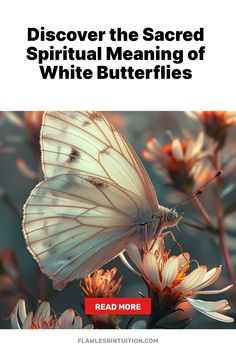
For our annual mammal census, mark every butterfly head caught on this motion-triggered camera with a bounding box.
[159,206,183,229]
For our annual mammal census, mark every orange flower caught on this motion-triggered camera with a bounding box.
[11,299,93,329]
[142,132,213,193]
[80,267,122,298]
[186,111,236,148]
[126,237,234,323]
[80,268,122,329]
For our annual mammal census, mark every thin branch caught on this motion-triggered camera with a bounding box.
[214,151,236,302]
[191,197,215,229]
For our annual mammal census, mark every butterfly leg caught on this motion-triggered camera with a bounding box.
[144,224,149,251]
[148,222,163,251]
[160,231,189,263]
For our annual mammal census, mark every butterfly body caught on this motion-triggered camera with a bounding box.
[23,111,182,290]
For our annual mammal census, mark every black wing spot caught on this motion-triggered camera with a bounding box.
[67,148,80,163]
[82,120,90,127]
[89,177,108,190]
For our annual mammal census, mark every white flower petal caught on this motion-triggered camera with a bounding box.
[194,266,222,291]
[184,140,195,160]
[186,298,230,312]
[190,307,234,323]
[23,312,33,329]
[175,266,207,293]
[177,253,190,270]
[143,252,161,288]
[10,313,20,329]
[162,257,179,288]
[84,324,94,329]
[171,138,184,160]
[119,252,141,276]
[194,285,233,295]
[126,243,142,269]
[142,150,156,162]
[72,316,83,329]
[151,237,165,254]
[192,132,204,156]
[146,138,162,154]
[10,299,27,329]
[185,132,204,160]
[34,302,51,323]
[55,309,75,329]
[18,299,27,324]
[185,111,199,120]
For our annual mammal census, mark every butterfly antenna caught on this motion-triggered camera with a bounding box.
[172,170,223,210]
[166,232,190,265]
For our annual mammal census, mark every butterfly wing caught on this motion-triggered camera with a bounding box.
[23,174,153,290]
[41,111,158,209]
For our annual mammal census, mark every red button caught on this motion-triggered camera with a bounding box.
[85,297,151,315]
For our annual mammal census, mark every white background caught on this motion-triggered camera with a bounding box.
[0,0,235,351]
[0,0,236,110]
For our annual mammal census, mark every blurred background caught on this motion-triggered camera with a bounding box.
[0,111,236,329]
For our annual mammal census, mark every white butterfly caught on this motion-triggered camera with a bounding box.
[23,112,182,290]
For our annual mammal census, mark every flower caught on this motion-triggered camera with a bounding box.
[186,111,236,148]
[80,268,122,329]
[142,132,213,193]
[11,299,92,329]
[80,267,122,298]
[126,237,234,323]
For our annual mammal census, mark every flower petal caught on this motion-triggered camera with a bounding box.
[194,284,233,295]
[23,312,33,329]
[177,253,190,270]
[143,252,161,289]
[184,140,195,160]
[194,266,222,290]
[10,299,27,329]
[186,298,230,312]
[171,138,184,160]
[55,309,75,329]
[34,302,51,323]
[196,311,234,323]
[126,243,142,269]
[10,313,20,329]
[185,132,204,160]
[84,324,94,329]
[185,111,199,120]
[174,266,207,293]
[188,304,234,323]
[147,138,162,154]
[162,257,179,288]
[72,316,83,329]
